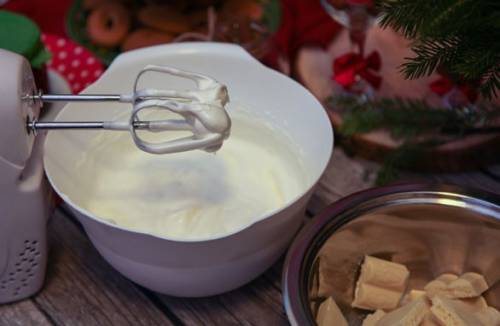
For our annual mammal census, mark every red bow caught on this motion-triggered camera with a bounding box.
[332,51,382,90]
[430,75,478,103]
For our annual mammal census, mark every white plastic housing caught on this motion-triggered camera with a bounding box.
[0,50,49,304]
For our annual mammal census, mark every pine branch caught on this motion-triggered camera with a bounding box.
[479,68,500,99]
[402,38,459,79]
[330,93,500,184]
[421,0,478,38]
[330,95,500,139]
[377,0,500,100]
[378,1,432,39]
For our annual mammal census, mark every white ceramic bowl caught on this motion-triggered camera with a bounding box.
[44,43,333,297]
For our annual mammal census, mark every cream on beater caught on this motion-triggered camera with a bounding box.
[124,65,232,154]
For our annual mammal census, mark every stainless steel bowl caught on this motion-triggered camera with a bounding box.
[283,184,500,325]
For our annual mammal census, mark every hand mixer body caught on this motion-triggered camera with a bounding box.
[0,48,232,303]
[0,50,49,303]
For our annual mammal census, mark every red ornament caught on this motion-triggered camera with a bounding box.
[430,74,478,103]
[2,0,72,37]
[332,51,382,90]
[263,0,341,72]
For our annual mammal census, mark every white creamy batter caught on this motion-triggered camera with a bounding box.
[75,109,306,240]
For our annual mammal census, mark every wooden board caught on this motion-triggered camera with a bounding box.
[328,108,500,173]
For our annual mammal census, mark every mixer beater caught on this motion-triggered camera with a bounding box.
[27,64,231,154]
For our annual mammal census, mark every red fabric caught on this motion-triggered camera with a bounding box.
[42,34,104,94]
[430,74,478,103]
[347,0,373,4]
[332,51,381,90]
[1,0,72,37]
[263,0,341,71]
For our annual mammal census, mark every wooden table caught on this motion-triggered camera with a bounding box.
[1,148,499,326]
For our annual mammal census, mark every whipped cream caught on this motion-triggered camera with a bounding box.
[74,108,306,240]
[121,65,231,154]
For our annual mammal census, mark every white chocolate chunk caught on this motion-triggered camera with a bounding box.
[393,290,439,326]
[436,274,460,284]
[353,283,403,311]
[317,255,336,297]
[359,256,410,292]
[425,280,448,298]
[458,296,488,312]
[424,274,459,298]
[430,296,483,326]
[421,312,440,326]
[447,272,489,299]
[376,297,429,326]
[316,297,348,326]
[352,256,409,311]
[402,290,426,306]
[474,307,500,326]
[362,309,386,326]
[408,289,426,301]
[425,272,489,300]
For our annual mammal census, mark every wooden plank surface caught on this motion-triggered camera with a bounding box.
[156,273,287,326]
[1,147,499,326]
[0,300,52,326]
[309,148,378,214]
[33,210,177,326]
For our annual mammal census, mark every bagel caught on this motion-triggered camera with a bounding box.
[121,28,174,51]
[86,2,131,47]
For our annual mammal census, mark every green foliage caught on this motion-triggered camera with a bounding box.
[377,0,500,99]
[331,96,498,140]
[330,95,500,184]
[31,46,51,69]
[262,0,281,33]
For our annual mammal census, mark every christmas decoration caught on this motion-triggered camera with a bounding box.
[378,0,499,100]
[332,51,381,91]
[324,0,500,183]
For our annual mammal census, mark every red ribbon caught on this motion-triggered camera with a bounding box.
[430,75,478,103]
[332,51,382,90]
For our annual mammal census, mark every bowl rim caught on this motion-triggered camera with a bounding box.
[44,42,334,243]
[282,182,500,326]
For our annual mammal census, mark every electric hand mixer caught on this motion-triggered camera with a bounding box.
[0,49,231,303]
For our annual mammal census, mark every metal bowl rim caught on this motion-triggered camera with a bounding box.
[282,183,500,326]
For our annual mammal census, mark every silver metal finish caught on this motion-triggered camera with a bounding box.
[27,120,154,131]
[25,118,192,137]
[35,94,122,102]
[282,184,500,326]
[28,121,106,130]
[27,90,188,103]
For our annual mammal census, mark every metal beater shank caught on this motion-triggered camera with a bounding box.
[35,94,121,102]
